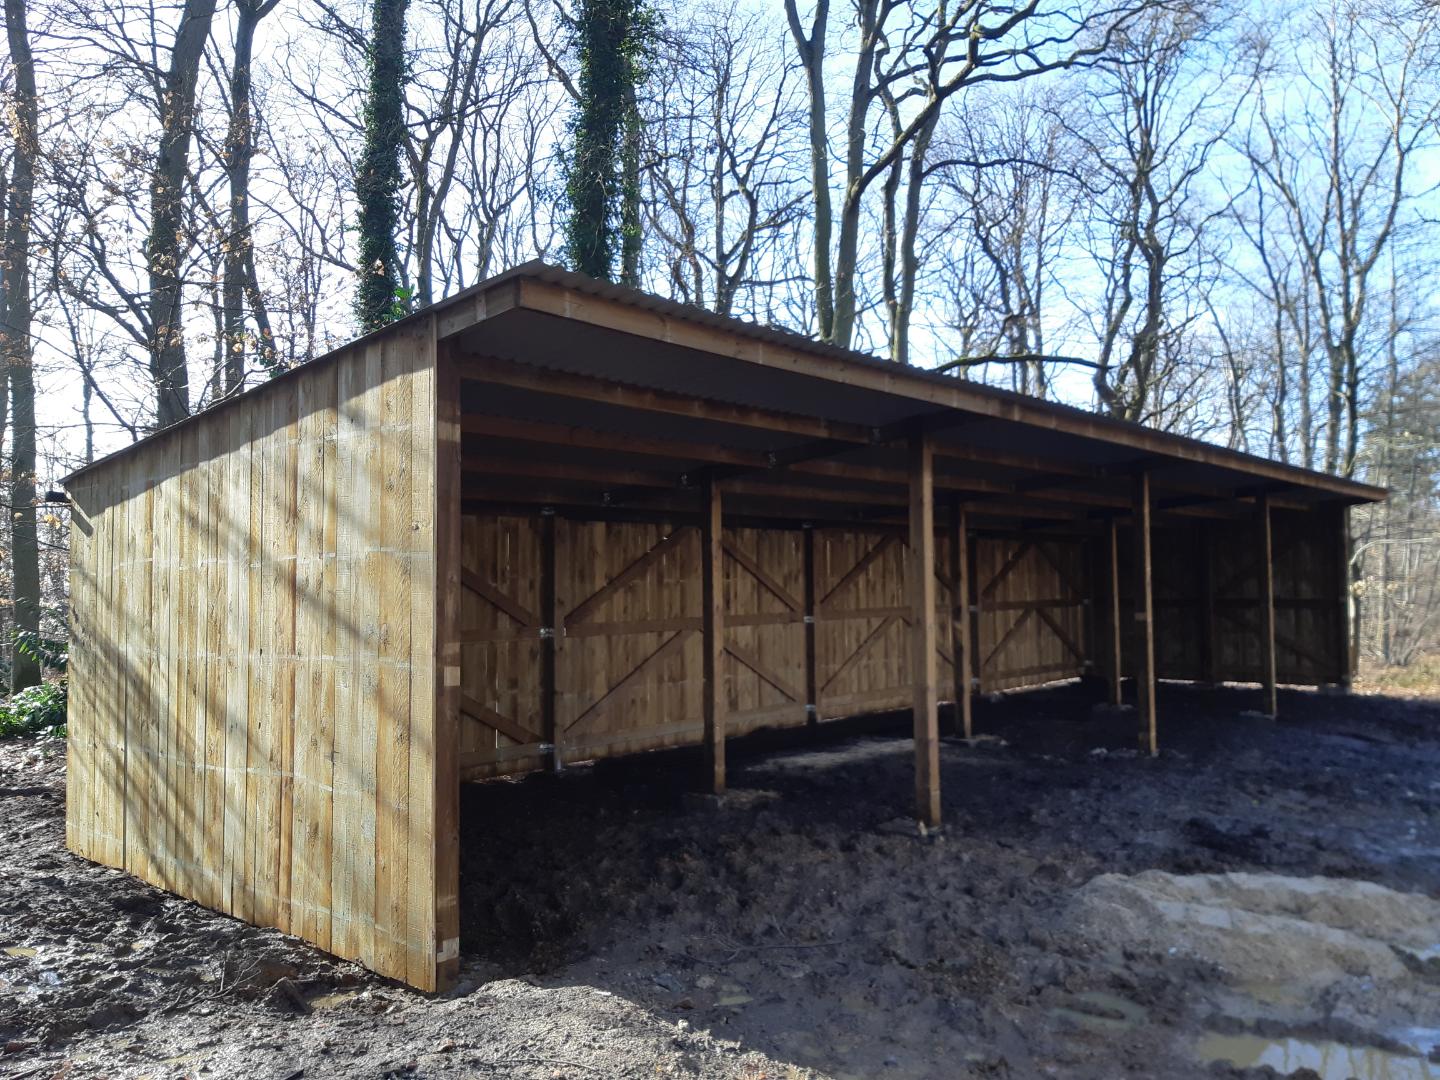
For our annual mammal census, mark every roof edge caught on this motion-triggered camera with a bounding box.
[63,261,1386,506]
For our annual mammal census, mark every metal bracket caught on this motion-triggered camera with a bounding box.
[539,626,555,640]
[803,615,815,625]
[805,703,817,716]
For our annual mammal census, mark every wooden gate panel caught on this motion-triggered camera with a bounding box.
[813,530,911,717]
[723,527,807,734]
[1151,526,1206,680]
[975,537,1087,692]
[935,530,960,699]
[1272,510,1340,684]
[458,515,547,777]
[557,520,703,758]
[1208,510,1338,685]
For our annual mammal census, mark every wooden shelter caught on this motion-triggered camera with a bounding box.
[62,262,1385,991]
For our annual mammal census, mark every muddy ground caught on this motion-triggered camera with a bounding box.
[2,681,1439,1079]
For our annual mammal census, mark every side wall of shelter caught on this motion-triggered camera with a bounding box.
[457,514,1090,778]
[65,322,447,990]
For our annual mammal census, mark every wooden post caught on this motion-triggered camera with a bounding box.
[1334,502,1354,689]
[1133,474,1157,754]
[949,499,972,738]
[909,434,941,828]
[1258,493,1278,718]
[432,335,462,991]
[1106,517,1124,706]
[540,509,560,770]
[701,474,725,794]
[802,524,818,726]
[1199,521,1217,685]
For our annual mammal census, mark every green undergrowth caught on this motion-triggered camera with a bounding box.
[0,679,67,738]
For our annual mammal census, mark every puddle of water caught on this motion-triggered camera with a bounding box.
[1196,1032,1440,1080]
[3,946,37,958]
[1050,991,1149,1033]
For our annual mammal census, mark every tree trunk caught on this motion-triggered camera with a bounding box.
[891,113,936,366]
[3,0,40,691]
[223,0,275,395]
[783,0,833,339]
[148,0,220,428]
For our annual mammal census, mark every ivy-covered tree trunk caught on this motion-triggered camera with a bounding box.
[355,0,410,331]
[565,0,650,283]
[3,0,39,692]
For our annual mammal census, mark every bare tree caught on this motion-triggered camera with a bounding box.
[642,3,808,318]
[932,88,1082,393]
[148,0,221,425]
[783,0,1170,354]
[1241,0,1440,477]
[1071,2,1251,423]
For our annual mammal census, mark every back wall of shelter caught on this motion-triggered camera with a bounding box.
[455,506,1350,779]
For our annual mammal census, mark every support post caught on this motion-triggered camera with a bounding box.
[540,509,560,770]
[701,474,725,794]
[1258,493,1278,718]
[1334,502,1354,690]
[803,524,818,726]
[909,434,941,828]
[1133,474,1157,754]
[949,498,972,739]
[1106,516,1124,706]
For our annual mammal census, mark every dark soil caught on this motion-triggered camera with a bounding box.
[3,681,1439,1078]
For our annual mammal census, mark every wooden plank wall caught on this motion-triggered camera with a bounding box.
[459,506,1350,781]
[1104,507,1348,688]
[458,514,1093,779]
[973,536,1089,693]
[1208,508,1343,685]
[65,322,445,991]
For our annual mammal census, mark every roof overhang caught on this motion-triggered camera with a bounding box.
[65,261,1387,526]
